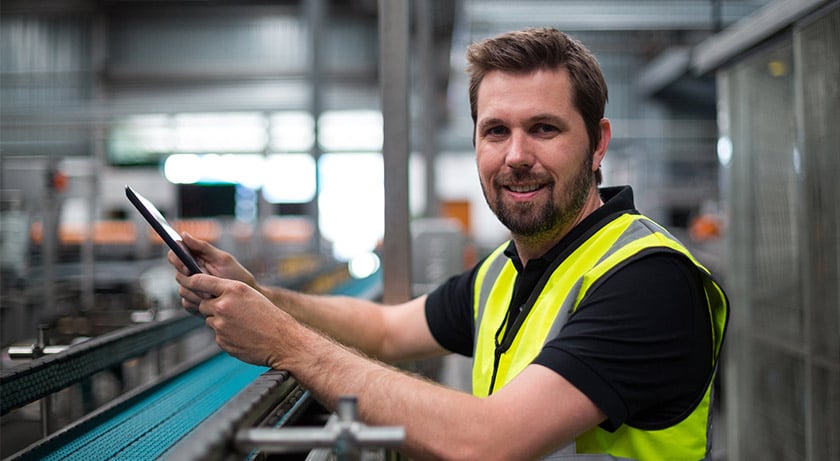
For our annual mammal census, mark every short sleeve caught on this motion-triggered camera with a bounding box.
[424,267,478,357]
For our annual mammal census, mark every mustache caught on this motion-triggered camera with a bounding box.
[493,170,552,187]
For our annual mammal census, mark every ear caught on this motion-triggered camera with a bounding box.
[592,118,611,171]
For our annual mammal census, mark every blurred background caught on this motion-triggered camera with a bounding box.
[1,1,838,459]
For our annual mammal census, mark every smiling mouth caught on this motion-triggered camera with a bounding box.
[506,183,543,193]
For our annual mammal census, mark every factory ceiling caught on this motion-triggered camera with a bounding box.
[0,0,773,156]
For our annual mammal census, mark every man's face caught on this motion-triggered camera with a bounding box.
[474,68,599,240]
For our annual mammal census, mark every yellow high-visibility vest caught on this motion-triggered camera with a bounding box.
[472,213,728,460]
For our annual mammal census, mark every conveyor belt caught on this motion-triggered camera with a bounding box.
[1,314,205,415]
[13,353,266,460]
[6,269,383,460]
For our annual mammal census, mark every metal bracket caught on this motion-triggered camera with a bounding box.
[235,396,405,461]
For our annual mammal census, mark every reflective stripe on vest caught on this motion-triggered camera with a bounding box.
[471,213,728,461]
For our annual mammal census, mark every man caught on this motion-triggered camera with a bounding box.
[171,28,728,460]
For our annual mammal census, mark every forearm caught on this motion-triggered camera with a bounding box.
[278,324,490,461]
[281,329,603,461]
[256,283,392,359]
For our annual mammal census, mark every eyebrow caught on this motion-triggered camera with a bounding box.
[529,113,568,128]
[477,117,505,133]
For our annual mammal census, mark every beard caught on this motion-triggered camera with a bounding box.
[483,153,594,239]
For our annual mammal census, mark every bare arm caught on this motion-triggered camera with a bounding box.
[170,233,444,362]
[285,330,607,460]
[256,284,444,363]
[183,273,607,460]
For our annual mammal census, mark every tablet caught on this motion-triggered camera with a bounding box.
[125,185,203,275]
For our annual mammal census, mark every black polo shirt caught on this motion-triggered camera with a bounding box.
[425,186,713,431]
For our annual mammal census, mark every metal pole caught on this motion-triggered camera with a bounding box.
[415,0,439,218]
[235,396,404,459]
[306,0,325,256]
[83,11,109,312]
[37,325,51,437]
[336,396,360,461]
[378,0,412,304]
[42,162,59,322]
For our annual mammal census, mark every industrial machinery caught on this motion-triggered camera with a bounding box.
[1,269,400,460]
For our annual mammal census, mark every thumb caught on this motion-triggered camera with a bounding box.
[182,272,225,299]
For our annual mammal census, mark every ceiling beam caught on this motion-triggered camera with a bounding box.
[465,0,768,32]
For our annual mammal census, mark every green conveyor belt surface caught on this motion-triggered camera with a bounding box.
[41,354,266,460]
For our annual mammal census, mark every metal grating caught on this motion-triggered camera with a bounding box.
[796,4,840,460]
[721,4,840,460]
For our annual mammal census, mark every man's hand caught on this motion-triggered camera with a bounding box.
[177,271,294,369]
[168,232,259,313]
[169,232,257,284]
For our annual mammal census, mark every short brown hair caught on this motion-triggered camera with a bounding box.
[466,28,608,182]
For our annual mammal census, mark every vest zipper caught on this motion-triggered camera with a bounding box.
[488,347,503,395]
[487,302,529,395]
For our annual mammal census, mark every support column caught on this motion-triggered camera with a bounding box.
[378,0,412,303]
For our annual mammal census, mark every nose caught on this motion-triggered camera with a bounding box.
[505,130,534,169]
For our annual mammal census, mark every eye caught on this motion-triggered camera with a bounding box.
[532,123,558,135]
[484,125,509,138]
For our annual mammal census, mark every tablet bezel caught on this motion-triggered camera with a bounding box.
[125,185,203,275]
